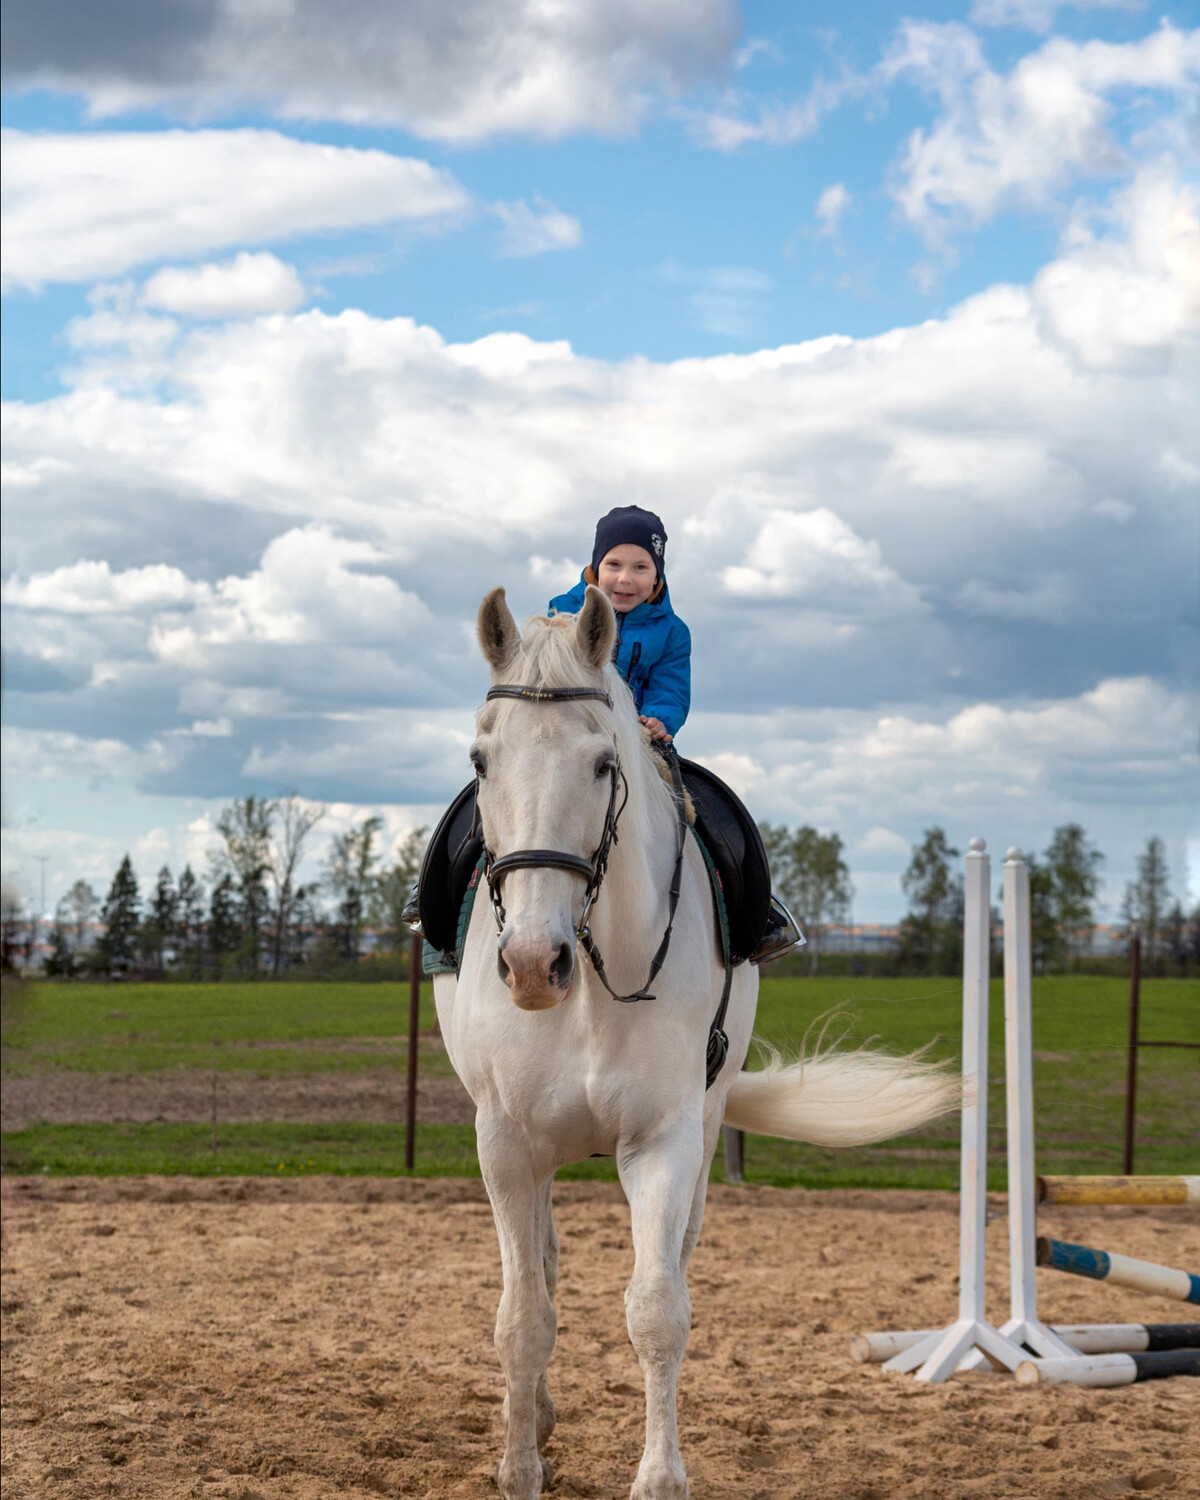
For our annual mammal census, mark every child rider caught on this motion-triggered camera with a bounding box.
[549,504,802,965]
[548,505,689,743]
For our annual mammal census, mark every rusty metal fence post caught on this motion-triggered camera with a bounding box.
[1122,932,1141,1175]
[405,933,421,1170]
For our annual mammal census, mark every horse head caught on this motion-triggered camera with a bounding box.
[472,585,620,1010]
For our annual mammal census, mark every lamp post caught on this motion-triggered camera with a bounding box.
[34,855,50,960]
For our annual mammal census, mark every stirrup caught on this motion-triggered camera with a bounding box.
[401,883,423,935]
[749,894,806,966]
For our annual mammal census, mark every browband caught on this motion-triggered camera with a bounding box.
[486,684,613,707]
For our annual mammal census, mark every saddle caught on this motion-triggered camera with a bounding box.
[415,758,772,968]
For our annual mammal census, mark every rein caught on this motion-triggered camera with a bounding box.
[479,681,689,1005]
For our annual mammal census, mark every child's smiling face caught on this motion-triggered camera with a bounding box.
[597,544,657,612]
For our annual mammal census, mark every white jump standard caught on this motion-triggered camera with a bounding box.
[878,841,1051,1381]
[859,842,1200,1387]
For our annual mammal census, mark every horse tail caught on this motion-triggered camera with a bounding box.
[721,1041,959,1147]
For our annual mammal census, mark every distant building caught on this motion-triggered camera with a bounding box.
[818,924,901,953]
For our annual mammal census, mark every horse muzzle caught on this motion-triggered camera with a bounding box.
[497,926,575,1010]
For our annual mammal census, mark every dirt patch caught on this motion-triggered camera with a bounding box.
[0,1069,476,1130]
[2,1178,1197,1499]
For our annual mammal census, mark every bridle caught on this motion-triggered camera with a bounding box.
[477,679,734,1085]
[479,682,689,1005]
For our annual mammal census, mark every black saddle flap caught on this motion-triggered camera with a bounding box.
[677,757,771,964]
[417,781,483,956]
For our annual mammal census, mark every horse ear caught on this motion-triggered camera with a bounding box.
[575,584,616,670]
[478,587,519,673]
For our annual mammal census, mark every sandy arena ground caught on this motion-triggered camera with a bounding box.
[1,1177,1197,1500]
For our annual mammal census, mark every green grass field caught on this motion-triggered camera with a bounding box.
[0,979,448,1076]
[2,975,1196,1187]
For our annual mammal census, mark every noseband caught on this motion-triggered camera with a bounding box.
[479,682,688,1004]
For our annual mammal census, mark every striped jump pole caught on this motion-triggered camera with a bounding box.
[1016,1350,1200,1388]
[1038,1175,1200,1207]
[851,1323,1200,1364]
[1036,1237,1200,1306]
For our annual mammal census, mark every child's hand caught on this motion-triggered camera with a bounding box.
[639,716,672,743]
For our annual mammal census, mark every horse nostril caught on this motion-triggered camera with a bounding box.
[497,948,512,986]
[549,941,573,990]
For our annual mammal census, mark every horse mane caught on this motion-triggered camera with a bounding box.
[481,611,669,859]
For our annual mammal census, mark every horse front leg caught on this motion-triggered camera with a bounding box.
[505,1174,558,1450]
[478,1116,557,1500]
[618,1120,704,1500]
[535,1174,559,1449]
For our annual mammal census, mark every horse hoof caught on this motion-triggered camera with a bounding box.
[496,1455,546,1500]
[630,1468,689,1500]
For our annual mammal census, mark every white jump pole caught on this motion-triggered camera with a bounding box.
[978,851,1077,1363]
[881,838,1028,1382]
[853,1323,1200,1364]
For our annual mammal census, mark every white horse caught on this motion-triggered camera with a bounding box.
[433,585,958,1500]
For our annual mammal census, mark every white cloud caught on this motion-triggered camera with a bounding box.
[141,252,308,318]
[857,827,912,857]
[3,0,740,143]
[241,713,474,790]
[689,69,860,150]
[721,508,927,623]
[815,183,852,237]
[150,526,430,660]
[1,167,1195,871]
[882,22,1200,246]
[3,559,200,615]
[1032,171,1200,369]
[660,261,774,338]
[7,672,1191,922]
[956,574,1073,623]
[4,182,1192,606]
[970,0,1138,36]
[491,197,583,258]
[529,555,584,590]
[2,726,151,789]
[687,676,1197,853]
[0,128,470,290]
[186,718,234,738]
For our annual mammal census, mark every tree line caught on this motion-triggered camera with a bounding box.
[34,796,428,980]
[759,821,1196,977]
[5,807,1194,980]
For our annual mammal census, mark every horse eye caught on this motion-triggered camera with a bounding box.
[471,754,487,780]
[595,756,615,780]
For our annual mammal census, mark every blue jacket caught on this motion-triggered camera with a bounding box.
[549,572,691,737]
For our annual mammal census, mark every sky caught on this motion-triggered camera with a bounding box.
[2,0,1197,925]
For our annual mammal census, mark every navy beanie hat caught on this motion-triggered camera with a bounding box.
[591,505,668,578]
